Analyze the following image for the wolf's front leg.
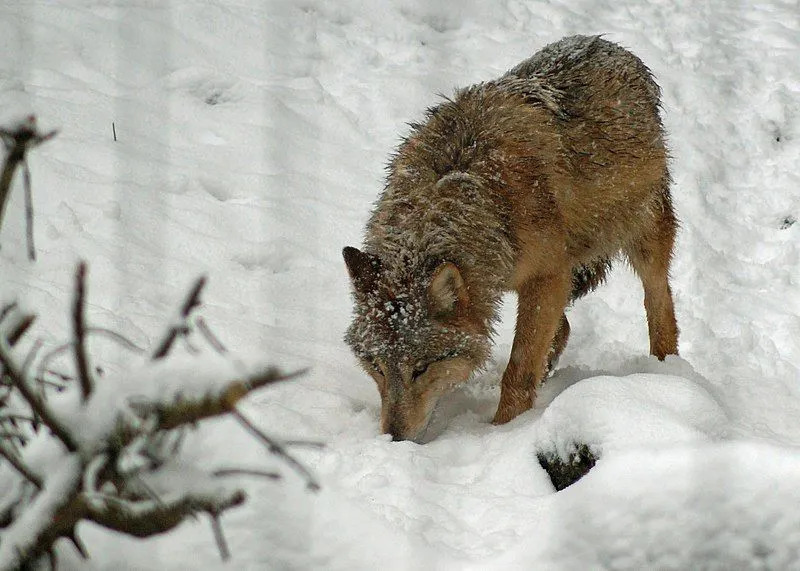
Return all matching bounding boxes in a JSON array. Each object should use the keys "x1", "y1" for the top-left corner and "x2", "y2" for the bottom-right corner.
[{"x1": 493, "y1": 271, "x2": 571, "y2": 425}]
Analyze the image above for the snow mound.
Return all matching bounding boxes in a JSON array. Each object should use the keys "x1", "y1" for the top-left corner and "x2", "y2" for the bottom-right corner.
[
  {"x1": 486, "y1": 442, "x2": 800, "y2": 570},
  {"x1": 534, "y1": 368, "x2": 729, "y2": 460}
]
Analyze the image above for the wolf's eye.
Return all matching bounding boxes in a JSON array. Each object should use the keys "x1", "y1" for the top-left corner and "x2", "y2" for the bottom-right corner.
[
  {"x1": 412, "y1": 361, "x2": 429, "y2": 380},
  {"x1": 438, "y1": 350, "x2": 459, "y2": 361}
]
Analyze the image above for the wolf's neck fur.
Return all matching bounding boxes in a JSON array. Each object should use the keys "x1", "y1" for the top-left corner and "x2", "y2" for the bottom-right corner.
[{"x1": 364, "y1": 84, "x2": 559, "y2": 336}]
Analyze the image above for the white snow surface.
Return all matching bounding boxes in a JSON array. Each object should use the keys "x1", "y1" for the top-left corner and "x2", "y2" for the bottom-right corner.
[{"x1": 1, "y1": 0, "x2": 800, "y2": 569}]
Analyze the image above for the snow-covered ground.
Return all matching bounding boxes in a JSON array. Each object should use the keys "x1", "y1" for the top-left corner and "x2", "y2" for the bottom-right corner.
[{"x1": 1, "y1": 0, "x2": 800, "y2": 568}]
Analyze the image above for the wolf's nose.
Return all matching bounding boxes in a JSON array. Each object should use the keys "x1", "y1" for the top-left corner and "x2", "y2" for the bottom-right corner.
[{"x1": 390, "y1": 431, "x2": 407, "y2": 442}]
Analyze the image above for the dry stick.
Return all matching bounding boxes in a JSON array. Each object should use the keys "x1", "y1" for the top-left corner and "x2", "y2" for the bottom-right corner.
[
  {"x1": 22, "y1": 339, "x2": 43, "y2": 378},
  {"x1": 86, "y1": 327, "x2": 145, "y2": 353},
  {"x1": 212, "y1": 468, "x2": 281, "y2": 480},
  {"x1": 72, "y1": 262, "x2": 93, "y2": 401},
  {"x1": 0, "y1": 136, "x2": 21, "y2": 232},
  {"x1": 0, "y1": 119, "x2": 57, "y2": 240},
  {"x1": 6, "y1": 314, "x2": 35, "y2": 347},
  {"x1": 196, "y1": 317, "x2": 227, "y2": 354},
  {"x1": 282, "y1": 440, "x2": 325, "y2": 449},
  {"x1": 209, "y1": 513, "x2": 230, "y2": 561},
  {"x1": 68, "y1": 529, "x2": 89, "y2": 559},
  {"x1": 21, "y1": 161, "x2": 35, "y2": 261},
  {"x1": 0, "y1": 302, "x2": 17, "y2": 325},
  {"x1": 0, "y1": 440, "x2": 42, "y2": 488},
  {"x1": 151, "y1": 275, "x2": 207, "y2": 360},
  {"x1": 0, "y1": 337, "x2": 77, "y2": 451},
  {"x1": 36, "y1": 326, "x2": 145, "y2": 385},
  {"x1": 231, "y1": 407, "x2": 319, "y2": 491}
]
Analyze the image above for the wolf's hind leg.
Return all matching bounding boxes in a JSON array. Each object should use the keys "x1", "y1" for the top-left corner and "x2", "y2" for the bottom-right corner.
[
  {"x1": 493, "y1": 272, "x2": 571, "y2": 424},
  {"x1": 625, "y1": 189, "x2": 679, "y2": 360}
]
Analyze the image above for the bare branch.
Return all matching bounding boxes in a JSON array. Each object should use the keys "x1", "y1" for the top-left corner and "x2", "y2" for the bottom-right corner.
[
  {"x1": 0, "y1": 337, "x2": 77, "y2": 451},
  {"x1": 0, "y1": 440, "x2": 42, "y2": 488},
  {"x1": 152, "y1": 276, "x2": 207, "y2": 360},
  {"x1": 282, "y1": 440, "x2": 325, "y2": 449},
  {"x1": 22, "y1": 338, "x2": 43, "y2": 378},
  {"x1": 0, "y1": 303, "x2": 17, "y2": 324},
  {"x1": 232, "y1": 408, "x2": 319, "y2": 492},
  {"x1": 196, "y1": 317, "x2": 227, "y2": 354},
  {"x1": 72, "y1": 262, "x2": 93, "y2": 401},
  {"x1": 5, "y1": 313, "x2": 35, "y2": 347},
  {"x1": 209, "y1": 513, "x2": 230, "y2": 561},
  {"x1": 0, "y1": 116, "x2": 57, "y2": 237},
  {"x1": 67, "y1": 529, "x2": 88, "y2": 560},
  {"x1": 22, "y1": 160, "x2": 35, "y2": 261},
  {"x1": 212, "y1": 468, "x2": 281, "y2": 480},
  {"x1": 85, "y1": 327, "x2": 145, "y2": 354},
  {"x1": 36, "y1": 343, "x2": 73, "y2": 386}
]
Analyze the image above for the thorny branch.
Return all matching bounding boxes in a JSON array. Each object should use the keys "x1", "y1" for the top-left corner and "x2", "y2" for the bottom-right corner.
[{"x1": 0, "y1": 265, "x2": 315, "y2": 569}]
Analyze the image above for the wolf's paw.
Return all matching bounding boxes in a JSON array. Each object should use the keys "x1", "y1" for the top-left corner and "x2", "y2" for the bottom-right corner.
[{"x1": 491, "y1": 400, "x2": 531, "y2": 425}]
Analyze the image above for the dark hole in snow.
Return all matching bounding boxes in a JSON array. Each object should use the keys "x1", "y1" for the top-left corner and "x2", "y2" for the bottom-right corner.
[
  {"x1": 780, "y1": 215, "x2": 795, "y2": 229},
  {"x1": 537, "y1": 444, "x2": 597, "y2": 491}
]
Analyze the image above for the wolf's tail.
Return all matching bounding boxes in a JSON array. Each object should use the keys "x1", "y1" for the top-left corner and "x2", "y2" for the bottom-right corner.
[{"x1": 571, "y1": 258, "x2": 612, "y2": 301}]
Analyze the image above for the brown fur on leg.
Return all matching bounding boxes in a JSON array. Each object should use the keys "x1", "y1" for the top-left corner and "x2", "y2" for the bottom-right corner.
[
  {"x1": 547, "y1": 313, "x2": 570, "y2": 375},
  {"x1": 493, "y1": 271, "x2": 571, "y2": 424},
  {"x1": 625, "y1": 185, "x2": 679, "y2": 360}
]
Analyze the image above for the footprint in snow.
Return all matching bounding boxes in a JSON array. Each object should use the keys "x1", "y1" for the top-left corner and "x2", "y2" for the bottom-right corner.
[
  {"x1": 196, "y1": 177, "x2": 234, "y2": 202},
  {"x1": 165, "y1": 67, "x2": 241, "y2": 107}
]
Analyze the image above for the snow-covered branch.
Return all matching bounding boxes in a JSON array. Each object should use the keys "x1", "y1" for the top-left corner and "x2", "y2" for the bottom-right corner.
[{"x1": 0, "y1": 265, "x2": 314, "y2": 570}]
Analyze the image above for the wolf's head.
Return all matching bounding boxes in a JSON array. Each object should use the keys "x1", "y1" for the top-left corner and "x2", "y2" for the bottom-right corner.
[{"x1": 342, "y1": 246, "x2": 490, "y2": 442}]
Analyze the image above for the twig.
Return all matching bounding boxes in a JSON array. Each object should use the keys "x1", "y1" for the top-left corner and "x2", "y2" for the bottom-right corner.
[
  {"x1": 151, "y1": 276, "x2": 207, "y2": 360},
  {"x1": 232, "y1": 408, "x2": 319, "y2": 491},
  {"x1": 0, "y1": 440, "x2": 42, "y2": 488},
  {"x1": 22, "y1": 338, "x2": 43, "y2": 379},
  {"x1": 130, "y1": 475, "x2": 166, "y2": 507},
  {"x1": 0, "y1": 116, "x2": 57, "y2": 238},
  {"x1": 0, "y1": 336, "x2": 77, "y2": 451},
  {"x1": 22, "y1": 161, "x2": 35, "y2": 261},
  {"x1": 67, "y1": 529, "x2": 88, "y2": 559},
  {"x1": 6, "y1": 313, "x2": 35, "y2": 347},
  {"x1": 72, "y1": 262, "x2": 93, "y2": 401},
  {"x1": 0, "y1": 303, "x2": 17, "y2": 324},
  {"x1": 282, "y1": 440, "x2": 325, "y2": 449},
  {"x1": 36, "y1": 327, "x2": 144, "y2": 386},
  {"x1": 37, "y1": 343, "x2": 72, "y2": 384},
  {"x1": 209, "y1": 513, "x2": 230, "y2": 561},
  {"x1": 212, "y1": 468, "x2": 281, "y2": 480},
  {"x1": 85, "y1": 327, "x2": 145, "y2": 353},
  {"x1": 196, "y1": 317, "x2": 227, "y2": 354}
]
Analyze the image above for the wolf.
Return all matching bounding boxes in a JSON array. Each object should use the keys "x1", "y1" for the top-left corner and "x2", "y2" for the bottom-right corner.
[{"x1": 343, "y1": 35, "x2": 679, "y2": 442}]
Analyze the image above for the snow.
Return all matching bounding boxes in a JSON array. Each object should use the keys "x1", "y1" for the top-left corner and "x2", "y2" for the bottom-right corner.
[{"x1": 1, "y1": 0, "x2": 799, "y2": 569}]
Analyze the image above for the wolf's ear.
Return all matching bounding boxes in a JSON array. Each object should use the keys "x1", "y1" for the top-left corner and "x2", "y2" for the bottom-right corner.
[
  {"x1": 343, "y1": 246, "x2": 381, "y2": 293},
  {"x1": 429, "y1": 262, "x2": 468, "y2": 317}
]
